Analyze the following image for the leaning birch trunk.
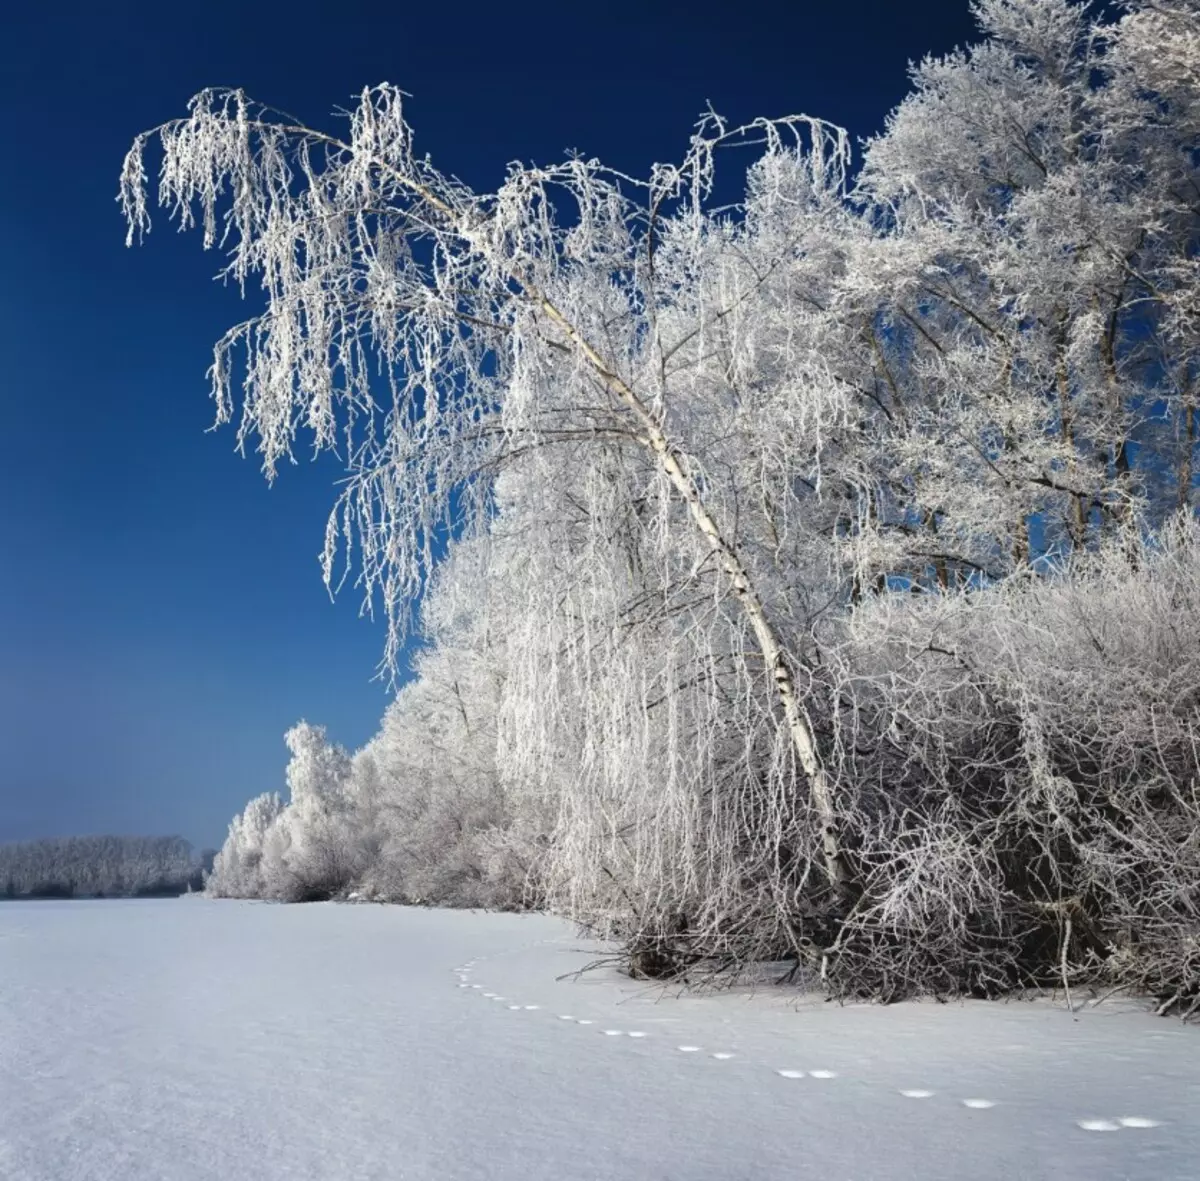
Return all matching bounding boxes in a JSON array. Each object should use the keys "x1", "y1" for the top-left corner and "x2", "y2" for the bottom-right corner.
[{"x1": 534, "y1": 296, "x2": 853, "y2": 900}]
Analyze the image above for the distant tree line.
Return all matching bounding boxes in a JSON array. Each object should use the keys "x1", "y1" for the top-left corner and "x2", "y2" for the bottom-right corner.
[{"x1": 0, "y1": 836, "x2": 212, "y2": 899}]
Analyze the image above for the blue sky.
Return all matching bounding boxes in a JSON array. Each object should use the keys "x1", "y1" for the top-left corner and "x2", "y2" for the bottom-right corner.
[{"x1": 0, "y1": 0, "x2": 975, "y2": 851}]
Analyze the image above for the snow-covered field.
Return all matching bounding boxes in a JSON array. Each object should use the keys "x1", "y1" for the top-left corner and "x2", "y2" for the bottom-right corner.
[{"x1": 1, "y1": 900, "x2": 1197, "y2": 1180}]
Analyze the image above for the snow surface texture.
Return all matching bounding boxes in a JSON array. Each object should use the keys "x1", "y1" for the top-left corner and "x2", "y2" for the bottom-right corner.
[{"x1": 1, "y1": 901, "x2": 1198, "y2": 1180}]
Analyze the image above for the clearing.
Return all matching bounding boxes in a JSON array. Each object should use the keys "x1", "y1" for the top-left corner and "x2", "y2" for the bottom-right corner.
[{"x1": 1, "y1": 899, "x2": 1197, "y2": 1179}]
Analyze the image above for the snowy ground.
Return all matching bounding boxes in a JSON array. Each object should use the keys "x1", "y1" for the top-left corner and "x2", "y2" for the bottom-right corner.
[{"x1": 1, "y1": 900, "x2": 1197, "y2": 1180}]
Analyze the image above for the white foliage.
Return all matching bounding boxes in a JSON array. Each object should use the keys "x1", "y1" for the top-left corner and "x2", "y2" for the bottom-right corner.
[
  {"x1": 0, "y1": 836, "x2": 198, "y2": 898},
  {"x1": 206, "y1": 792, "x2": 283, "y2": 898},
  {"x1": 156, "y1": 0, "x2": 1200, "y2": 1005}
]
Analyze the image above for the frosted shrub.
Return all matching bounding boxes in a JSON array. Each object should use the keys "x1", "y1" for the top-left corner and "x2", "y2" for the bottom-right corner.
[{"x1": 817, "y1": 518, "x2": 1200, "y2": 1009}]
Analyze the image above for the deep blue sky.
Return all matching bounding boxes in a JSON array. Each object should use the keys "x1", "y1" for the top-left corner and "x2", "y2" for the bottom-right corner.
[{"x1": 0, "y1": 0, "x2": 976, "y2": 851}]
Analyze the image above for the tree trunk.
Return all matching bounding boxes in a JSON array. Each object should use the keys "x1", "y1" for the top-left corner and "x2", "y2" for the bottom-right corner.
[{"x1": 1179, "y1": 393, "x2": 1196, "y2": 513}]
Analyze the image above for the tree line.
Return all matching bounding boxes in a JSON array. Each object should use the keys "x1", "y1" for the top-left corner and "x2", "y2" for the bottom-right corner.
[
  {"x1": 126, "y1": 0, "x2": 1200, "y2": 1014},
  {"x1": 0, "y1": 836, "x2": 210, "y2": 898}
]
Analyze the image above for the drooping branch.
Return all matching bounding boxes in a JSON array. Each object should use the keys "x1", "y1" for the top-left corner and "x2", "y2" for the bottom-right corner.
[{"x1": 121, "y1": 86, "x2": 857, "y2": 895}]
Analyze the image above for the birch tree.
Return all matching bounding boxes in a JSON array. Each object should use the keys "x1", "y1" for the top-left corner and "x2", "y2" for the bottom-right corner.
[{"x1": 121, "y1": 93, "x2": 858, "y2": 896}]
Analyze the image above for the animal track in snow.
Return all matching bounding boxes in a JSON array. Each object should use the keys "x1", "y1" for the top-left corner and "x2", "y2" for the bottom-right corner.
[{"x1": 458, "y1": 944, "x2": 1178, "y2": 1146}]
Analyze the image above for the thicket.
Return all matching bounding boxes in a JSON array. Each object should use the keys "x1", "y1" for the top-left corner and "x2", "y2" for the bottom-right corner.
[{"x1": 131, "y1": 0, "x2": 1200, "y2": 1015}]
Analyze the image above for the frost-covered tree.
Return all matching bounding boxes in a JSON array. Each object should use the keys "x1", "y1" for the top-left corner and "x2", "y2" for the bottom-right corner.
[
  {"x1": 283, "y1": 721, "x2": 351, "y2": 808},
  {"x1": 843, "y1": 0, "x2": 1200, "y2": 580},
  {"x1": 121, "y1": 85, "x2": 858, "y2": 894},
  {"x1": 264, "y1": 723, "x2": 360, "y2": 900},
  {"x1": 203, "y1": 539, "x2": 547, "y2": 907},
  {"x1": 207, "y1": 727, "x2": 359, "y2": 901},
  {"x1": 349, "y1": 532, "x2": 549, "y2": 908},
  {"x1": 206, "y1": 791, "x2": 284, "y2": 897}
]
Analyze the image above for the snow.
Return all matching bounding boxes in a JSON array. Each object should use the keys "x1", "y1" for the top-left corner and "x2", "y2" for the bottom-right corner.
[{"x1": 2, "y1": 900, "x2": 1199, "y2": 1180}]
